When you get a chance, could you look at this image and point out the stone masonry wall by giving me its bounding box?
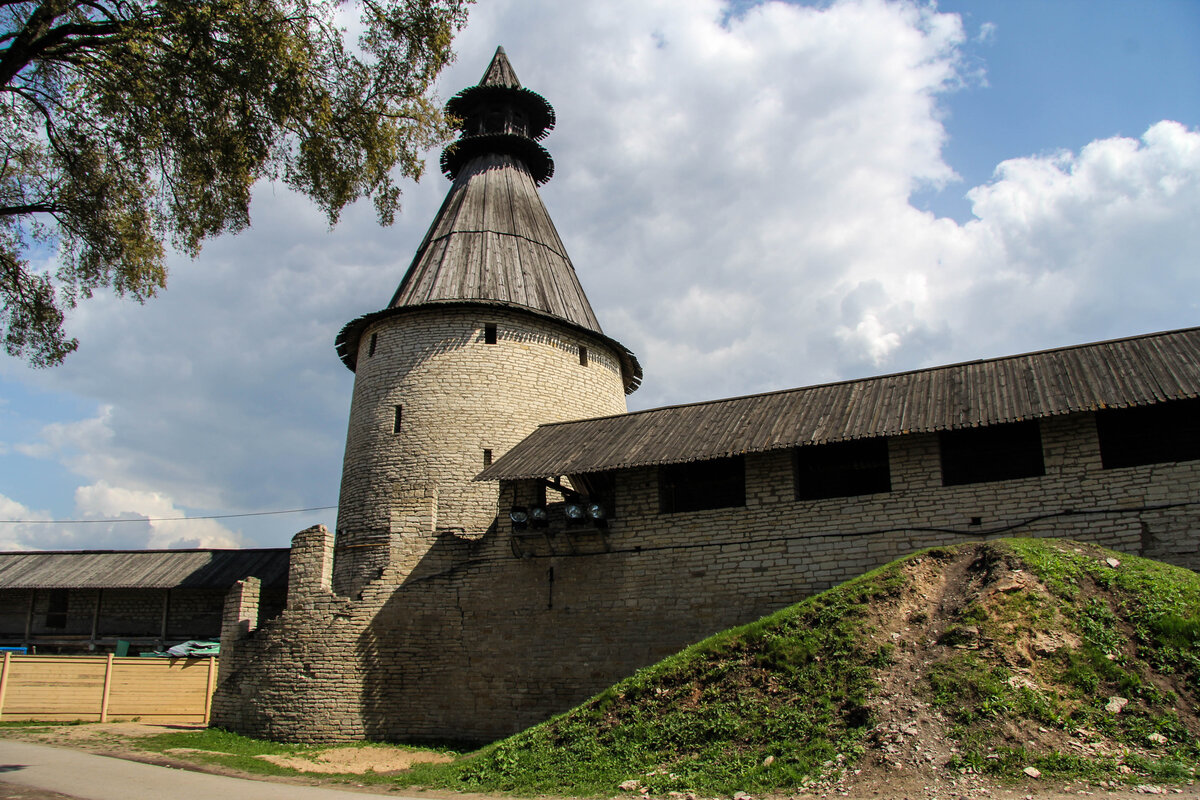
[333,306,628,596]
[213,411,1200,744]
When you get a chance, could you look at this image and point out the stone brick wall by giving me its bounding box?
[333,306,628,597]
[213,410,1200,744]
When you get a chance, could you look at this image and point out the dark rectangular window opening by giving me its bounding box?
[484,323,497,344]
[46,589,69,629]
[1097,397,1200,469]
[795,437,891,500]
[940,421,1044,486]
[483,448,493,468]
[368,333,378,357]
[659,456,745,514]
[579,345,588,366]
[393,405,403,434]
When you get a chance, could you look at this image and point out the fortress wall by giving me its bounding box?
[333,306,628,596]
[214,411,1200,744]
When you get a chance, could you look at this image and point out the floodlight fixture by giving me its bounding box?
[587,502,608,528]
[563,501,586,525]
[529,505,549,529]
[509,506,529,531]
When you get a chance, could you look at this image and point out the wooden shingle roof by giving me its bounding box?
[0,548,289,590]
[477,326,1200,480]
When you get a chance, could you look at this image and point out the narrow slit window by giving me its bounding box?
[483,449,493,468]
[579,345,588,366]
[368,333,378,357]
[484,323,497,344]
[393,405,402,434]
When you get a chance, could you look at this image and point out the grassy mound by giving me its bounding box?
[399,538,1200,796]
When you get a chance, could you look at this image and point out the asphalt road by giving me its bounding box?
[0,739,407,800]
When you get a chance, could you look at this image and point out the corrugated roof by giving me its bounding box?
[477,326,1200,480]
[0,548,289,590]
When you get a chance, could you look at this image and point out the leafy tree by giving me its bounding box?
[0,0,470,366]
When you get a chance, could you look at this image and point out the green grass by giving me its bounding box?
[391,554,923,796]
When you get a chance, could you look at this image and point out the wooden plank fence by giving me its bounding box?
[0,652,217,724]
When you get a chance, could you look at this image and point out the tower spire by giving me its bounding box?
[335,48,641,395]
[478,45,521,88]
[440,45,556,183]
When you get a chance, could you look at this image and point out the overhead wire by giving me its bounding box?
[0,506,337,524]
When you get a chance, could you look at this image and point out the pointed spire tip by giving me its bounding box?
[480,45,521,88]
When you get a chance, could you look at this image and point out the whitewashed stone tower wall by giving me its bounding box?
[330,48,641,596]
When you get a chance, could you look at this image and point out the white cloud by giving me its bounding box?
[0,484,242,551]
[1,0,1197,547]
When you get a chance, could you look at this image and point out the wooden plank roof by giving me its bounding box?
[0,548,289,590]
[477,326,1200,480]
[389,152,602,332]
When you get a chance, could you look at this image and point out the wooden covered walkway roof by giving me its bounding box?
[478,326,1200,480]
[0,548,290,590]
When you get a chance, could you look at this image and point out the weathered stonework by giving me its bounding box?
[209,48,1199,747]
[332,306,628,596]
[212,410,1200,744]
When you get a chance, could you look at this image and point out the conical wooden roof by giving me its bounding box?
[387,152,601,331]
[336,48,641,394]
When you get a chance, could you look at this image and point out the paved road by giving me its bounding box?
[0,739,409,800]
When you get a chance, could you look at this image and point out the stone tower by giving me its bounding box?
[331,47,641,596]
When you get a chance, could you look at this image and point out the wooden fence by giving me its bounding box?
[0,652,217,724]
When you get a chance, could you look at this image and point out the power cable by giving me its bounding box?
[0,505,337,524]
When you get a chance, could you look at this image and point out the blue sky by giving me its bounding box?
[921,0,1200,219]
[1,0,1198,550]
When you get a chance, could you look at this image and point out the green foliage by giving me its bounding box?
[0,0,471,365]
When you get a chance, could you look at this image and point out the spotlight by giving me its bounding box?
[587,502,608,528]
[529,506,549,529]
[509,506,529,531]
[563,501,586,525]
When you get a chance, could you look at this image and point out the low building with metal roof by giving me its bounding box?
[0,548,288,655]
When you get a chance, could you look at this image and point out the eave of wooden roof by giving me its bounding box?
[0,548,290,590]
[477,326,1200,480]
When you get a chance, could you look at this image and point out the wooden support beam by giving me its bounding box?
[89,589,103,650]
[23,591,33,648]
[203,657,217,725]
[0,651,10,722]
[99,653,114,723]
[158,589,170,649]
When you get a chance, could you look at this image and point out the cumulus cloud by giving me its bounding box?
[1,0,1197,547]
[0,484,242,550]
